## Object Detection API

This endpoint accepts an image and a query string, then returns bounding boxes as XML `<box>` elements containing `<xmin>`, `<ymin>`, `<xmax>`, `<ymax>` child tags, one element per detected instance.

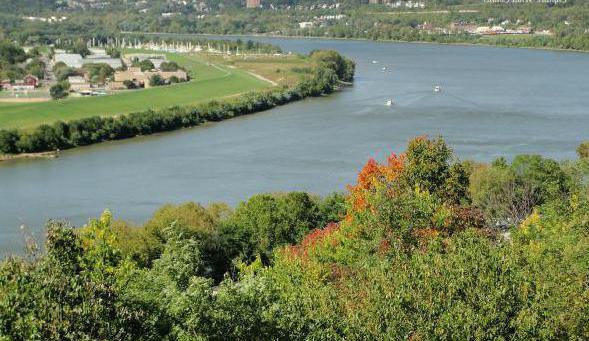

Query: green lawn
<box><xmin>0</xmin><ymin>53</ymin><xmax>271</xmax><ymax>130</ymax></box>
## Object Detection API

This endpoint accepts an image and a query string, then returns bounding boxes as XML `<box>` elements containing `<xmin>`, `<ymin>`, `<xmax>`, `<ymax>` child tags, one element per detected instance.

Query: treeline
<box><xmin>1</xmin><ymin>137</ymin><xmax>588</xmax><ymax>339</ymax></box>
<box><xmin>0</xmin><ymin>50</ymin><xmax>354</xmax><ymax>155</ymax></box>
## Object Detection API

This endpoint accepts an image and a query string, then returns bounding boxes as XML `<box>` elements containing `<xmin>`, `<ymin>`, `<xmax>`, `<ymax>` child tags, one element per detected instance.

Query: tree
<box><xmin>50</xmin><ymin>82</ymin><xmax>69</xmax><ymax>100</ymax></box>
<box><xmin>71</xmin><ymin>40</ymin><xmax>90</xmax><ymax>57</ymax></box>
<box><xmin>577</xmin><ymin>141</ymin><xmax>589</xmax><ymax>159</ymax></box>
<box><xmin>149</xmin><ymin>74</ymin><xmax>166</xmax><ymax>87</ymax></box>
<box><xmin>123</xmin><ymin>79</ymin><xmax>137</xmax><ymax>89</ymax></box>
<box><xmin>0</xmin><ymin>129</ymin><xmax>19</xmax><ymax>154</ymax></box>
<box><xmin>160</xmin><ymin>61</ymin><xmax>179</xmax><ymax>71</ymax></box>
<box><xmin>134</xmin><ymin>59</ymin><xmax>155</xmax><ymax>71</ymax></box>
<box><xmin>106</xmin><ymin>47</ymin><xmax>121</xmax><ymax>58</ymax></box>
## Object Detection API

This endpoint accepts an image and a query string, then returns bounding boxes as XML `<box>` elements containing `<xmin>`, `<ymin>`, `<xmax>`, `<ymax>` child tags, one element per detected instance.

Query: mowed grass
<box><xmin>0</xmin><ymin>53</ymin><xmax>271</xmax><ymax>130</ymax></box>
<box><xmin>202</xmin><ymin>54</ymin><xmax>312</xmax><ymax>87</ymax></box>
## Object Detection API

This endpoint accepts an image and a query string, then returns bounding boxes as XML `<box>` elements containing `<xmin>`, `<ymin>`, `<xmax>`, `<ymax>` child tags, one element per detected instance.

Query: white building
<box><xmin>54</xmin><ymin>53</ymin><xmax>84</xmax><ymax>68</ymax></box>
<box><xmin>83</xmin><ymin>55</ymin><xmax>123</xmax><ymax>69</ymax></box>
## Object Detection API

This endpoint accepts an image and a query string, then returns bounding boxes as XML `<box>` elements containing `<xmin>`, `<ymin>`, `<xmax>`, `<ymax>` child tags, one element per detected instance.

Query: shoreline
<box><xmin>0</xmin><ymin>151</ymin><xmax>58</xmax><ymax>162</ymax></box>
<box><xmin>123</xmin><ymin>31</ymin><xmax>589</xmax><ymax>54</ymax></box>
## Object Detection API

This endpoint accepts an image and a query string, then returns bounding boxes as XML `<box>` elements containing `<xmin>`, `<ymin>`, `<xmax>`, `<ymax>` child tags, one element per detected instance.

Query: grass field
<box><xmin>200</xmin><ymin>54</ymin><xmax>312</xmax><ymax>87</ymax></box>
<box><xmin>0</xmin><ymin>52</ymin><xmax>272</xmax><ymax>130</ymax></box>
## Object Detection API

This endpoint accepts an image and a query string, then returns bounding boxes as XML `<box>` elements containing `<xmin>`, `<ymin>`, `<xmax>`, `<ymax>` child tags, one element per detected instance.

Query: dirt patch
<box><xmin>0</xmin><ymin>151</ymin><xmax>58</xmax><ymax>162</ymax></box>
<box><xmin>0</xmin><ymin>97</ymin><xmax>51</xmax><ymax>103</ymax></box>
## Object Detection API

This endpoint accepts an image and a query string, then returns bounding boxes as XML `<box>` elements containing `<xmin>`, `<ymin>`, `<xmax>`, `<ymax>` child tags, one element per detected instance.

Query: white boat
<box><xmin>434</xmin><ymin>85</ymin><xmax>441</xmax><ymax>93</ymax></box>
<box><xmin>382</xmin><ymin>67</ymin><xmax>387</xmax><ymax>71</ymax></box>
<box><xmin>385</xmin><ymin>99</ymin><xmax>394</xmax><ymax>106</ymax></box>
<box><xmin>372</xmin><ymin>60</ymin><xmax>378</xmax><ymax>64</ymax></box>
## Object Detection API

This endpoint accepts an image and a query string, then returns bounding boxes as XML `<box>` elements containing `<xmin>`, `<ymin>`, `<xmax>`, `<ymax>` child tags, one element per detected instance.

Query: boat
<box><xmin>385</xmin><ymin>99</ymin><xmax>394</xmax><ymax>106</ymax></box>
<box><xmin>372</xmin><ymin>60</ymin><xmax>378</xmax><ymax>64</ymax></box>
<box><xmin>434</xmin><ymin>85</ymin><xmax>441</xmax><ymax>93</ymax></box>
<box><xmin>382</xmin><ymin>67</ymin><xmax>387</xmax><ymax>71</ymax></box>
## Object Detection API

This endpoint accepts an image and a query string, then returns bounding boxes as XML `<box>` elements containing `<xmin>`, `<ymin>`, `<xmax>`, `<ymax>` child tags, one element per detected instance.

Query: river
<box><xmin>1</xmin><ymin>38</ymin><xmax>588</xmax><ymax>253</ymax></box>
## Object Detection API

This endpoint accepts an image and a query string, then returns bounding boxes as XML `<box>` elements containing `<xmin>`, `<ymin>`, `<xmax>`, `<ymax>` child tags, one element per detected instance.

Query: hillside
<box><xmin>1</xmin><ymin>136</ymin><xmax>588</xmax><ymax>339</ymax></box>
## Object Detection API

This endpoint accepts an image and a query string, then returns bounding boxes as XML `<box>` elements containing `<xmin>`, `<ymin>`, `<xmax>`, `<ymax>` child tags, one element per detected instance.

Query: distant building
<box><xmin>299</xmin><ymin>22</ymin><xmax>314</xmax><ymax>29</ymax></box>
<box><xmin>83</xmin><ymin>55</ymin><xmax>123</xmax><ymax>69</ymax></box>
<box><xmin>1</xmin><ymin>75</ymin><xmax>38</xmax><ymax>91</ymax></box>
<box><xmin>110</xmin><ymin>67</ymin><xmax>188</xmax><ymax>89</ymax></box>
<box><xmin>68</xmin><ymin>76</ymin><xmax>92</xmax><ymax>92</ymax></box>
<box><xmin>0</xmin><ymin>79</ymin><xmax>10</xmax><ymax>91</ymax></box>
<box><xmin>450</xmin><ymin>22</ymin><xmax>478</xmax><ymax>34</ymax></box>
<box><xmin>54</xmin><ymin>53</ymin><xmax>84</xmax><ymax>68</ymax></box>
<box><xmin>246</xmin><ymin>0</ymin><xmax>260</xmax><ymax>8</ymax></box>
<box><xmin>54</xmin><ymin>52</ymin><xmax>122</xmax><ymax>69</ymax></box>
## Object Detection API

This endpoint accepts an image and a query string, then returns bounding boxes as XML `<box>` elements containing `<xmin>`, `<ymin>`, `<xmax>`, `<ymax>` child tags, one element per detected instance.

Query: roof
<box><xmin>54</xmin><ymin>53</ymin><xmax>84</xmax><ymax>68</ymax></box>
<box><xmin>68</xmin><ymin>76</ymin><xmax>86</xmax><ymax>84</ymax></box>
<box><xmin>82</xmin><ymin>56</ymin><xmax>123</xmax><ymax>69</ymax></box>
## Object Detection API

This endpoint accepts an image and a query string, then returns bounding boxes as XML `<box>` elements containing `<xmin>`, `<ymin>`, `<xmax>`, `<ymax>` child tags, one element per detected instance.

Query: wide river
<box><xmin>1</xmin><ymin>38</ymin><xmax>588</xmax><ymax>253</ymax></box>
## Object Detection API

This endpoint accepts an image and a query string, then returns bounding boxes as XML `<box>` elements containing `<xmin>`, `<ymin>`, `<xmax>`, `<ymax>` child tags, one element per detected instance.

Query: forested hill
<box><xmin>2</xmin><ymin>0</ymin><xmax>588</xmax><ymax>51</ymax></box>
<box><xmin>2</xmin><ymin>137</ymin><xmax>589</xmax><ymax>339</ymax></box>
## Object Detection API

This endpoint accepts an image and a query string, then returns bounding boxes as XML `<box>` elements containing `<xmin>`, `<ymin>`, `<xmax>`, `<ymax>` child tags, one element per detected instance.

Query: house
<box><xmin>68</xmin><ymin>76</ymin><xmax>92</xmax><ymax>92</ymax></box>
<box><xmin>1</xmin><ymin>79</ymin><xmax>12</xmax><ymax>91</ymax></box>
<box><xmin>23</xmin><ymin>75</ymin><xmax>38</xmax><ymax>88</ymax></box>
<box><xmin>1</xmin><ymin>75</ymin><xmax>38</xmax><ymax>91</ymax></box>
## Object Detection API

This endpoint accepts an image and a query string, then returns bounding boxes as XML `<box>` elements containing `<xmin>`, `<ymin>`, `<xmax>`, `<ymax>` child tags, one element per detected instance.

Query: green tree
<box><xmin>149</xmin><ymin>74</ymin><xmax>165</xmax><ymax>87</ymax></box>
<box><xmin>49</xmin><ymin>81</ymin><xmax>69</xmax><ymax>100</ymax></box>
<box><xmin>160</xmin><ymin>61</ymin><xmax>179</xmax><ymax>71</ymax></box>
<box><xmin>577</xmin><ymin>141</ymin><xmax>589</xmax><ymax>159</ymax></box>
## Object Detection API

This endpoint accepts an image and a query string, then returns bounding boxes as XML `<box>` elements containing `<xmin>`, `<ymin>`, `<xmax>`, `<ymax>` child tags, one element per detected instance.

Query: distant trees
<box><xmin>133</xmin><ymin>59</ymin><xmax>155</xmax><ymax>71</ymax></box>
<box><xmin>123</xmin><ymin>79</ymin><xmax>137</xmax><ymax>89</ymax></box>
<box><xmin>83</xmin><ymin>63</ymin><xmax>114</xmax><ymax>83</ymax></box>
<box><xmin>105</xmin><ymin>47</ymin><xmax>121</xmax><ymax>58</ymax></box>
<box><xmin>25</xmin><ymin>58</ymin><xmax>46</xmax><ymax>79</ymax></box>
<box><xmin>0</xmin><ymin>40</ymin><xmax>26</xmax><ymax>64</ymax></box>
<box><xmin>159</xmin><ymin>61</ymin><xmax>180</xmax><ymax>71</ymax></box>
<box><xmin>310</xmin><ymin>49</ymin><xmax>356</xmax><ymax>82</ymax></box>
<box><xmin>70</xmin><ymin>39</ymin><xmax>90</xmax><ymax>57</ymax></box>
<box><xmin>148</xmin><ymin>74</ymin><xmax>165</xmax><ymax>87</ymax></box>
<box><xmin>0</xmin><ymin>41</ymin><xmax>27</xmax><ymax>81</ymax></box>
<box><xmin>52</xmin><ymin>62</ymin><xmax>77</xmax><ymax>81</ymax></box>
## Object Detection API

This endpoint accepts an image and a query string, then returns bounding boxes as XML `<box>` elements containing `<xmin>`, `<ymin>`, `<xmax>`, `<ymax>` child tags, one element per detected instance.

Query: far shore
<box><xmin>122</xmin><ymin>31</ymin><xmax>589</xmax><ymax>54</ymax></box>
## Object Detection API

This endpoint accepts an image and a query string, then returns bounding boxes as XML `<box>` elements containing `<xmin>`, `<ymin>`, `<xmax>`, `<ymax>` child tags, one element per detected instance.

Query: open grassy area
<box><xmin>200</xmin><ymin>54</ymin><xmax>313</xmax><ymax>88</ymax></box>
<box><xmin>0</xmin><ymin>52</ymin><xmax>273</xmax><ymax>130</ymax></box>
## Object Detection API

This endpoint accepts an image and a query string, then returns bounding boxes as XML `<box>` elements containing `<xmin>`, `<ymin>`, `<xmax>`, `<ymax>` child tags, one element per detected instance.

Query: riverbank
<box><xmin>124</xmin><ymin>31</ymin><xmax>589</xmax><ymax>54</ymax></box>
<box><xmin>0</xmin><ymin>151</ymin><xmax>58</xmax><ymax>162</ymax></box>
<box><xmin>0</xmin><ymin>50</ymin><xmax>355</xmax><ymax>157</ymax></box>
